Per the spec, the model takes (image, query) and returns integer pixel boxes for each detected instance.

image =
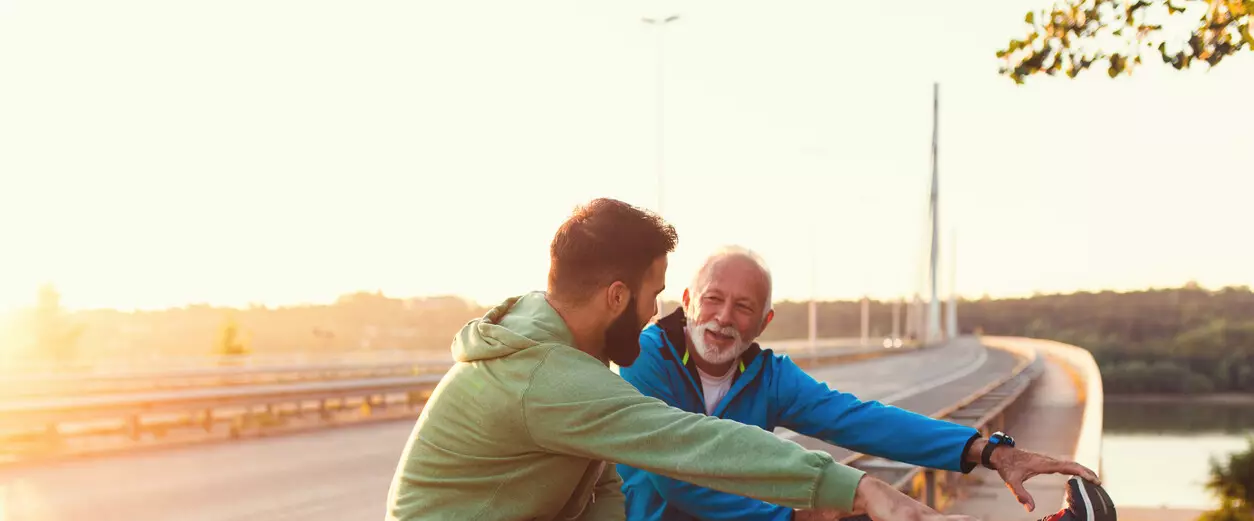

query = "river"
[1101,396,1254,515]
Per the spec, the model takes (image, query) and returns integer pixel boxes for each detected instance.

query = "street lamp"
[643,14,679,323]
[641,14,679,217]
[800,146,827,353]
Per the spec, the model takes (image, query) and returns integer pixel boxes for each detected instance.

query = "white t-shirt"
[697,365,736,415]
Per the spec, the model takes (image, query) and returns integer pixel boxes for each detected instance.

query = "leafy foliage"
[1200,502,1254,521]
[58,292,489,363]
[948,285,1254,394]
[999,0,1254,82]
[1202,438,1254,521]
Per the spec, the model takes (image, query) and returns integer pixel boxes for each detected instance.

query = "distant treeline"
[690,284,1254,395]
[958,285,1254,395]
[4,290,490,365]
[672,286,1254,396]
[9,285,1254,395]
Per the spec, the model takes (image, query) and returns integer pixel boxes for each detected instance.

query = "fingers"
[1078,466,1101,484]
[1050,459,1101,484]
[1005,476,1036,512]
[1072,463,1101,484]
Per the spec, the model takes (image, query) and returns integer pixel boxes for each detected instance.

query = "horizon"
[2,0,1250,317]
[7,279,1247,316]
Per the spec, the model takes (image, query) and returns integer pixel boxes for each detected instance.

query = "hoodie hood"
[451,292,577,363]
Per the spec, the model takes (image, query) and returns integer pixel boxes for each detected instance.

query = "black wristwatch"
[981,431,1015,470]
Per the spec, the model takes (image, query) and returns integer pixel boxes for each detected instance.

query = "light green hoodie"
[385,292,865,520]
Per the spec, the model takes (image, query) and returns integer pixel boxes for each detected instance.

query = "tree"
[1201,502,1254,521]
[215,314,250,358]
[29,284,84,366]
[1202,437,1254,521]
[999,0,1254,83]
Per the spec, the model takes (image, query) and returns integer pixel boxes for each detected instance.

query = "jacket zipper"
[664,329,754,419]
[664,335,707,415]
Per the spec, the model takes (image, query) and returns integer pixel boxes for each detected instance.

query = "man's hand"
[973,441,1101,512]
[843,475,980,521]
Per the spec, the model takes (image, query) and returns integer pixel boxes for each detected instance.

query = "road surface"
[0,337,1014,521]
[945,354,1084,520]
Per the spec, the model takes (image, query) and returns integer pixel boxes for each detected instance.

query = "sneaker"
[1037,476,1116,521]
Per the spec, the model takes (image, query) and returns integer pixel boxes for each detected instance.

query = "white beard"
[687,319,748,365]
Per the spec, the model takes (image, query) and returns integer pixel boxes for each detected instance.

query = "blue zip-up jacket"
[617,308,981,521]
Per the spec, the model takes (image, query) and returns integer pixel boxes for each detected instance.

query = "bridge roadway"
[945,346,1087,520]
[0,338,1015,521]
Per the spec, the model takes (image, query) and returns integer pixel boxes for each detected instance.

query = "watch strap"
[981,439,999,469]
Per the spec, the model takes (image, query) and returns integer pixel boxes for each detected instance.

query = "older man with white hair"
[616,246,1099,521]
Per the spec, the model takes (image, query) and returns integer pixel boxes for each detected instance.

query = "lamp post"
[808,230,817,353]
[643,14,679,322]
[641,14,679,217]
[798,145,828,354]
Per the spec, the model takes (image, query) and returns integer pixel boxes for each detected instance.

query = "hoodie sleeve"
[773,355,980,473]
[522,345,866,513]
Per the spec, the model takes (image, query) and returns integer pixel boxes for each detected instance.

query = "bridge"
[0,86,1107,521]
[0,334,1102,521]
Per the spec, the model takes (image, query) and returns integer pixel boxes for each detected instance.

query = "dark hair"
[548,198,678,303]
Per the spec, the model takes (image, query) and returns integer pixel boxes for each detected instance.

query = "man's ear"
[761,309,775,332]
[681,288,691,310]
[606,281,631,316]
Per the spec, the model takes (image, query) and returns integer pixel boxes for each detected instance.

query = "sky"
[0,0,1250,313]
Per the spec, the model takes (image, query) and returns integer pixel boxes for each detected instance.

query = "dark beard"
[604,294,644,367]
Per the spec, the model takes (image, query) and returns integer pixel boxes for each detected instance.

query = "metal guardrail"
[0,342,911,464]
[984,336,1104,474]
[0,359,456,399]
[765,336,916,352]
[0,337,900,400]
[840,340,1046,512]
[0,348,429,374]
[0,375,443,427]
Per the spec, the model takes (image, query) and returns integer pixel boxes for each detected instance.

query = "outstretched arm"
[774,356,1099,513]
[524,346,865,513]
[774,356,980,473]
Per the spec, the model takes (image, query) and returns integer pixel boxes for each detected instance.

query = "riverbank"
[1106,392,1254,405]
[1101,397,1254,513]
[1121,507,1206,521]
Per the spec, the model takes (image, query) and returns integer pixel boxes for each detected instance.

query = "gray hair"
[689,245,773,321]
